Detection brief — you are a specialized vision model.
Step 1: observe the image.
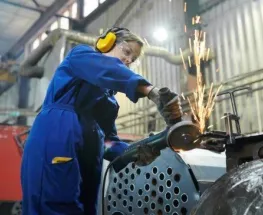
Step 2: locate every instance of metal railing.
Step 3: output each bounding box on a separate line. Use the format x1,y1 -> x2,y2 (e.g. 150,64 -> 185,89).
116,68 -> 263,135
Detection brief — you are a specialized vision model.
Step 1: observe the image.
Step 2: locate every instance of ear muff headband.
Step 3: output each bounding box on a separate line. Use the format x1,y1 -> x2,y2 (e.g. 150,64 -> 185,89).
96,27 -> 130,53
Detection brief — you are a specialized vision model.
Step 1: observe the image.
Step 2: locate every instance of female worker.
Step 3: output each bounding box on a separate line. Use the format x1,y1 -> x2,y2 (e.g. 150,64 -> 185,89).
21,27 -> 182,215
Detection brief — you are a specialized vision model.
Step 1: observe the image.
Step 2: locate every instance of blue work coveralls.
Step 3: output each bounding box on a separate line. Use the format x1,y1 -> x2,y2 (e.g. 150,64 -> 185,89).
21,44 -> 150,215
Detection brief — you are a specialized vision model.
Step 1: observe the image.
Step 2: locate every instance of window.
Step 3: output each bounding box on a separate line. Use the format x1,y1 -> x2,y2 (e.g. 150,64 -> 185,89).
32,39 -> 40,50
84,0 -> 98,17
71,2 -> 78,18
41,32 -> 47,41
29,1 -> 81,53
50,21 -> 58,31
60,10 -> 69,30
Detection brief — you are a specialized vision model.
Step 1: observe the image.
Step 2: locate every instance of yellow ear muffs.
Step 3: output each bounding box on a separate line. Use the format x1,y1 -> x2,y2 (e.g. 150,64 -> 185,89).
96,32 -> 117,53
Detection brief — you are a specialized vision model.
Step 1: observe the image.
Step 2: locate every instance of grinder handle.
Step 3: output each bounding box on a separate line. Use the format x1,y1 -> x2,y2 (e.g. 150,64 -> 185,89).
159,87 -> 182,124
112,129 -> 168,173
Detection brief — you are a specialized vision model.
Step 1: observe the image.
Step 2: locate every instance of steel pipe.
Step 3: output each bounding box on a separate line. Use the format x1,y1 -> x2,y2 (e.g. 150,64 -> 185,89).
19,29 -> 198,77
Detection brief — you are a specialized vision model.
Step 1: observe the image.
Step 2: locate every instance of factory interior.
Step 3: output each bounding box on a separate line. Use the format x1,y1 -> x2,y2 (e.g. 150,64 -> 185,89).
1,0 -> 263,214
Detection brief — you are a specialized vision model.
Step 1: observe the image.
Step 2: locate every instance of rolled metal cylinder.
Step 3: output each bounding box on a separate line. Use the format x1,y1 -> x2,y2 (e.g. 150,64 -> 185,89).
191,159 -> 263,215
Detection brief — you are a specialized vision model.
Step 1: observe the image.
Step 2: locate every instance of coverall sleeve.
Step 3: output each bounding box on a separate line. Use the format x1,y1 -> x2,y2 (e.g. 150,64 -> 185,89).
68,45 -> 151,103
103,123 -> 129,162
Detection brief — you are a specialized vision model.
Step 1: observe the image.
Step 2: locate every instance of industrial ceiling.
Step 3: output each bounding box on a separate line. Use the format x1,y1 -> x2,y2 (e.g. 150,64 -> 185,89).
0,0 -> 68,58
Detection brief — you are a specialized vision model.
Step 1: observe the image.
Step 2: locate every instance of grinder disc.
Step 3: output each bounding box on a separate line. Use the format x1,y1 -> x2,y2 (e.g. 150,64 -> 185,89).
167,121 -> 201,151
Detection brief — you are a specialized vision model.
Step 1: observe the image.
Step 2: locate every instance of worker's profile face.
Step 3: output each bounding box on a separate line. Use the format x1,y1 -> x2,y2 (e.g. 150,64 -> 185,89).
112,41 -> 142,68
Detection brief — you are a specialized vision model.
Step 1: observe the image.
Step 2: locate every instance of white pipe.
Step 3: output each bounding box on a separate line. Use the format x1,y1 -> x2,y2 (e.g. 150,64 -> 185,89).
19,29 -> 205,77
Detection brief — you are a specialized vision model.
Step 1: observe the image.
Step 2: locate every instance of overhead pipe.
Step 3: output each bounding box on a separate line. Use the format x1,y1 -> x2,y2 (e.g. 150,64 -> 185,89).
19,29 -> 96,77
19,29 -> 202,77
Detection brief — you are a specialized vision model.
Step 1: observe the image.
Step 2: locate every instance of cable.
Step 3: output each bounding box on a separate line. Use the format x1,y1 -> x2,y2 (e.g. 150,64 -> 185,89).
102,156 -> 122,215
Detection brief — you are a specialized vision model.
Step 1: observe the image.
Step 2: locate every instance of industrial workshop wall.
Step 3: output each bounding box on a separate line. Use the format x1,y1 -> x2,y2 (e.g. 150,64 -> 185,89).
201,0 -> 263,134
84,0 -> 263,135
0,0 -> 188,135
2,0 -> 262,136
0,36 -> 66,125
0,54 -> 24,123
0,84 -> 19,123
26,37 -> 67,125
85,0 -> 187,135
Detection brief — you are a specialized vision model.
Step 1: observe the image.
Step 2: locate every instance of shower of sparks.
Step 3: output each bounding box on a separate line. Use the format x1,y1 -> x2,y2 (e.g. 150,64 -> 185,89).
195,16 -> 201,24
189,38 -> 192,52
188,56 -> 192,67
193,139 -> 199,143
206,48 -> 210,61
143,38 -> 150,46
181,92 -> 186,100
183,29 -> 222,133
179,48 -> 187,70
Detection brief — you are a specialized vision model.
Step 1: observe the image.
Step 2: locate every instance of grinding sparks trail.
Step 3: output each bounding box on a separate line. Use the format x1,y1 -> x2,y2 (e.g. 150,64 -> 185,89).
182,29 -> 222,133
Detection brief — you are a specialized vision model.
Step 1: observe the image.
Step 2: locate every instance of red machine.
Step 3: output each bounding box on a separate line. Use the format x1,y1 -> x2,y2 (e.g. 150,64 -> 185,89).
0,124 -> 143,214
0,125 -> 29,201
0,125 -> 141,202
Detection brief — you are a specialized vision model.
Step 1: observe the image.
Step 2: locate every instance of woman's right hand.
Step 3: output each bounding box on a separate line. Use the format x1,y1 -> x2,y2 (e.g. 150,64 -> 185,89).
147,87 -> 183,126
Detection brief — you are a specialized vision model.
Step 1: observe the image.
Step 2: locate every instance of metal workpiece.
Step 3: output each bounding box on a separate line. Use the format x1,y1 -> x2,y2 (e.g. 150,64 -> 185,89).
191,159 -> 263,215
105,148 -> 200,215
188,86 -> 263,214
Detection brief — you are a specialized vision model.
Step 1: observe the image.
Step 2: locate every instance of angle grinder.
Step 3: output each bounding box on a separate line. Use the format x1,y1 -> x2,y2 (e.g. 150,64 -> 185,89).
112,87 -> 201,172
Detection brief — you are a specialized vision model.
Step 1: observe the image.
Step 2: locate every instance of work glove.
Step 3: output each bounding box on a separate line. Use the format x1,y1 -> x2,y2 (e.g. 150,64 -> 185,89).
104,140 -> 129,162
148,87 -> 183,126
135,144 -> 160,166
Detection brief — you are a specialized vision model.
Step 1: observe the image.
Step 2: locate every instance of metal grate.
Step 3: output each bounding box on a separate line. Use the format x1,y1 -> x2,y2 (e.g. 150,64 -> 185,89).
105,148 -> 200,214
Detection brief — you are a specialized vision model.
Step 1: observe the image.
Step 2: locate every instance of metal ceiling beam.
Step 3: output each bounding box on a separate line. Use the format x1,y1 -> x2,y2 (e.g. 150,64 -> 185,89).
32,0 -> 40,8
199,0 -> 226,14
73,0 -> 119,31
0,0 -> 43,13
113,0 -> 139,26
0,0 -> 74,20
116,0 -> 148,27
77,0 -> 84,20
5,0 -> 71,59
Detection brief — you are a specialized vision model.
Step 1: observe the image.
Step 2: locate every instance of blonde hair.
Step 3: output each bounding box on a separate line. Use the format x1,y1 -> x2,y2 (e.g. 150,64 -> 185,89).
115,28 -> 144,48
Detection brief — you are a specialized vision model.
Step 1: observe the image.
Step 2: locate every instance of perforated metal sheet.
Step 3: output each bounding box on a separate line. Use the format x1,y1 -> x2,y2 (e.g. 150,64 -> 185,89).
105,148 -> 200,215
